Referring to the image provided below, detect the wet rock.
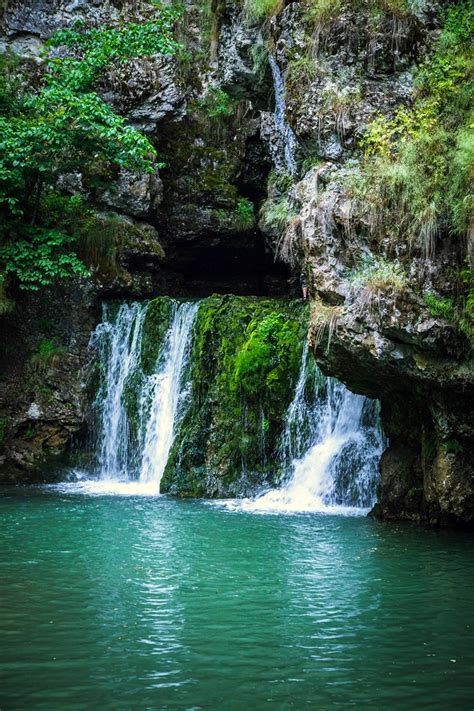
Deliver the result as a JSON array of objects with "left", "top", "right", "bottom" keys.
[{"left": 217, "top": 9, "right": 269, "bottom": 99}]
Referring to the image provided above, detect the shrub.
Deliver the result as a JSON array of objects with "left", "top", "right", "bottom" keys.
[
  {"left": 261, "top": 195, "right": 296, "bottom": 232},
  {"left": 347, "top": 256, "right": 407, "bottom": 292},
  {"left": 358, "top": 1, "right": 473, "bottom": 253},
  {"left": 200, "top": 87, "right": 235, "bottom": 118},
  {"left": 304, "top": 0, "right": 342, "bottom": 24},
  {"left": 423, "top": 292, "right": 456, "bottom": 321},
  {"left": 234, "top": 198, "right": 255, "bottom": 231},
  {"left": 30, "top": 339, "right": 66, "bottom": 372},
  {"left": 243, "top": 0, "right": 283, "bottom": 21}
]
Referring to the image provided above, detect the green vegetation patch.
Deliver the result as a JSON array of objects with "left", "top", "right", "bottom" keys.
[
  {"left": 424, "top": 292, "right": 456, "bottom": 321},
  {"left": 359, "top": 1, "right": 473, "bottom": 250},
  {"left": 243, "top": 0, "right": 283, "bottom": 21},
  {"left": 30, "top": 338, "right": 66, "bottom": 372},
  {"left": 0, "top": 6, "right": 181, "bottom": 294},
  {"left": 347, "top": 256, "right": 407, "bottom": 292},
  {"left": 162, "top": 296, "right": 308, "bottom": 497},
  {"left": 234, "top": 197, "right": 255, "bottom": 231},
  {"left": 140, "top": 297, "right": 174, "bottom": 375}
]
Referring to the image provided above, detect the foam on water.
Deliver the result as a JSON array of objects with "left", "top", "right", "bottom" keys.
[
  {"left": 214, "top": 498, "right": 370, "bottom": 517},
  {"left": 50, "top": 476, "right": 163, "bottom": 497}
]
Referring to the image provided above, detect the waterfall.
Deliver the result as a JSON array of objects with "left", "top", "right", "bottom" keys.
[
  {"left": 79, "top": 302, "right": 382, "bottom": 511},
  {"left": 139, "top": 302, "right": 199, "bottom": 489},
  {"left": 86, "top": 300, "right": 198, "bottom": 495},
  {"left": 278, "top": 343, "right": 321, "bottom": 467},
  {"left": 92, "top": 301, "right": 148, "bottom": 481},
  {"left": 237, "top": 344, "right": 385, "bottom": 515},
  {"left": 269, "top": 54, "right": 298, "bottom": 175}
]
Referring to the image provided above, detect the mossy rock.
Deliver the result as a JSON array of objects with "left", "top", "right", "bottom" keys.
[
  {"left": 161, "top": 295, "right": 309, "bottom": 497},
  {"left": 140, "top": 297, "right": 174, "bottom": 375}
]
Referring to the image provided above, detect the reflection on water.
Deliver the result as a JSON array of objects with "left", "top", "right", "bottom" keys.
[{"left": 1, "top": 487, "right": 473, "bottom": 709}]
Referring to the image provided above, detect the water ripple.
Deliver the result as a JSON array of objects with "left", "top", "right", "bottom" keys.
[{"left": 1, "top": 488, "right": 473, "bottom": 710}]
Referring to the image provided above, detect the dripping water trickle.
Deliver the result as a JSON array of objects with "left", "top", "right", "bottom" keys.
[{"left": 269, "top": 53, "right": 298, "bottom": 175}]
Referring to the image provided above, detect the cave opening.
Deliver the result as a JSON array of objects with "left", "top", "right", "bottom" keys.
[{"left": 150, "top": 229, "right": 297, "bottom": 299}]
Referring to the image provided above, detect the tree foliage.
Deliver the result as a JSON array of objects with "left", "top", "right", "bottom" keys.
[{"left": 0, "top": 7, "right": 181, "bottom": 291}]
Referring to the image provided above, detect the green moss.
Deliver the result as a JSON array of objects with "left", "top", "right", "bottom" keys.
[
  {"left": 76, "top": 213, "right": 164, "bottom": 278},
  {"left": 140, "top": 297, "right": 174, "bottom": 375},
  {"left": 424, "top": 292, "right": 456, "bottom": 321},
  {"left": 164, "top": 126, "right": 240, "bottom": 207},
  {"left": 121, "top": 370, "right": 146, "bottom": 442},
  {"left": 161, "top": 296, "right": 309, "bottom": 496},
  {"left": 233, "top": 312, "right": 301, "bottom": 402},
  {"left": 200, "top": 165, "right": 238, "bottom": 204}
]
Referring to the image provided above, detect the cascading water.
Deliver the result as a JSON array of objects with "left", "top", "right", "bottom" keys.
[
  {"left": 92, "top": 301, "right": 148, "bottom": 481},
  {"left": 139, "top": 302, "right": 199, "bottom": 489},
  {"left": 85, "top": 300, "right": 198, "bottom": 495},
  {"left": 73, "top": 300, "right": 382, "bottom": 512},
  {"left": 269, "top": 53, "right": 298, "bottom": 175},
  {"left": 236, "top": 344, "right": 385, "bottom": 515}
]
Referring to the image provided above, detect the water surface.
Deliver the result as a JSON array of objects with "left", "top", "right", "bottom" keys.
[{"left": 1, "top": 487, "right": 473, "bottom": 709}]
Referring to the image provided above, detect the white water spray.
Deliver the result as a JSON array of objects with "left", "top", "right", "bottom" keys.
[
  {"left": 138, "top": 301, "right": 198, "bottom": 492},
  {"left": 91, "top": 302, "right": 148, "bottom": 481}
]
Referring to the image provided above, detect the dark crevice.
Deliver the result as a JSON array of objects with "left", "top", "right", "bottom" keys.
[{"left": 154, "top": 231, "right": 296, "bottom": 298}]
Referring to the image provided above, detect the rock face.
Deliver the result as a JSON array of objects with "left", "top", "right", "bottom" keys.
[
  {"left": 0, "top": 285, "right": 97, "bottom": 481},
  {"left": 0, "top": 0, "right": 294, "bottom": 475},
  {"left": 263, "top": 0, "right": 474, "bottom": 526},
  {"left": 161, "top": 296, "right": 307, "bottom": 497},
  {"left": 0, "top": 0, "right": 472, "bottom": 527}
]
